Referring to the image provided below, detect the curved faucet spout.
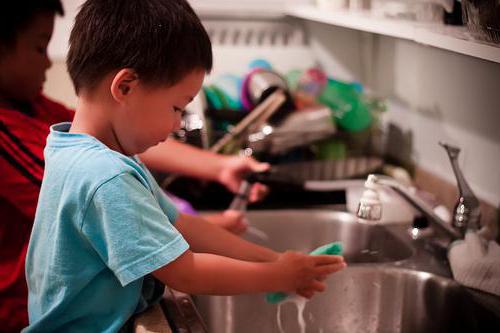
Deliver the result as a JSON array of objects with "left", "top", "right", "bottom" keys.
[{"left": 439, "top": 142, "right": 481, "bottom": 234}]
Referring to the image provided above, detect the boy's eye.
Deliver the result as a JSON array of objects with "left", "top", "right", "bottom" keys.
[{"left": 173, "top": 107, "right": 184, "bottom": 114}]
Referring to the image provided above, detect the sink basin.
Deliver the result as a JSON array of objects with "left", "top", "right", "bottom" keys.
[
  {"left": 241, "top": 209, "right": 413, "bottom": 263},
  {"left": 195, "top": 266, "right": 500, "bottom": 333}
]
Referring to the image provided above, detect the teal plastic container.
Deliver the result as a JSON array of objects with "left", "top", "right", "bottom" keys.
[{"left": 266, "top": 242, "right": 343, "bottom": 304}]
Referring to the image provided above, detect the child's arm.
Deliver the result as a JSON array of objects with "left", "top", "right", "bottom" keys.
[
  {"left": 139, "top": 139, "right": 268, "bottom": 201},
  {"left": 140, "top": 140, "right": 265, "bottom": 184},
  {"left": 167, "top": 213, "right": 346, "bottom": 297},
  {"left": 152, "top": 249, "right": 345, "bottom": 296},
  {"left": 175, "top": 213, "right": 278, "bottom": 262}
]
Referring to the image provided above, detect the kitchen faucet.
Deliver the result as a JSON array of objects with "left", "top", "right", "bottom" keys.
[
  {"left": 357, "top": 142, "right": 481, "bottom": 240},
  {"left": 439, "top": 142, "right": 481, "bottom": 235}
]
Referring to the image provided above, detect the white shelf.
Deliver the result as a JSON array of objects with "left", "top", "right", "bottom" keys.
[
  {"left": 194, "top": 5, "right": 286, "bottom": 19},
  {"left": 190, "top": 1, "right": 292, "bottom": 19},
  {"left": 286, "top": 6, "right": 500, "bottom": 64}
]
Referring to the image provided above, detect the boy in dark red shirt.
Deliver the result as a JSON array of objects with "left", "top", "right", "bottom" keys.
[
  {"left": 0, "top": 95, "right": 73, "bottom": 332},
  {"left": 0, "top": 2, "right": 69, "bottom": 330}
]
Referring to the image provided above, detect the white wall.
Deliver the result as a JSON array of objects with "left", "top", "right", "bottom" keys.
[
  {"left": 306, "top": 21, "right": 500, "bottom": 206},
  {"left": 48, "top": 0, "right": 83, "bottom": 61},
  {"left": 44, "top": 0, "right": 83, "bottom": 107}
]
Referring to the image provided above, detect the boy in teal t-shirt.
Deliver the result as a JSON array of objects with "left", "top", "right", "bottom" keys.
[
  {"left": 26, "top": 123, "right": 188, "bottom": 332},
  {"left": 25, "top": 0, "right": 346, "bottom": 331}
]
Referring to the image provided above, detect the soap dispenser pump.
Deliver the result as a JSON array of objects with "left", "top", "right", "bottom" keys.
[{"left": 357, "top": 174, "right": 382, "bottom": 221}]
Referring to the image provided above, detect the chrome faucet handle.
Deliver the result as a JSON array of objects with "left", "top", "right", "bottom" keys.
[{"left": 439, "top": 142, "right": 481, "bottom": 235}]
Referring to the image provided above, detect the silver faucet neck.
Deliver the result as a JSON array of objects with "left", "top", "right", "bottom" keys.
[{"left": 439, "top": 142, "right": 481, "bottom": 234}]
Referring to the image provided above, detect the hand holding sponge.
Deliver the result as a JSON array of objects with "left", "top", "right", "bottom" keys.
[{"left": 266, "top": 242, "right": 343, "bottom": 304}]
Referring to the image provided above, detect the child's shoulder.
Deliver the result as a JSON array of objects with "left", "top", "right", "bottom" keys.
[
  {"left": 46, "top": 132, "right": 148, "bottom": 194},
  {"left": 69, "top": 144, "right": 146, "bottom": 189}
]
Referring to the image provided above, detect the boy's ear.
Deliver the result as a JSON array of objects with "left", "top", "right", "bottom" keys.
[{"left": 110, "top": 69, "right": 139, "bottom": 102}]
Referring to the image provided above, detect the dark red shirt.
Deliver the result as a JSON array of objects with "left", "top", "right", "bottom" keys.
[{"left": 0, "top": 95, "right": 73, "bottom": 332}]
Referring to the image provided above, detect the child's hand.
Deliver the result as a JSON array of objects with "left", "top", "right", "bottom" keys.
[
  {"left": 201, "top": 210, "right": 248, "bottom": 234},
  {"left": 218, "top": 155, "right": 270, "bottom": 202},
  {"left": 276, "top": 251, "right": 346, "bottom": 298}
]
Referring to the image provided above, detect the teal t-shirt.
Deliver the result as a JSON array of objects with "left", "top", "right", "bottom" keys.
[{"left": 24, "top": 122, "right": 189, "bottom": 332}]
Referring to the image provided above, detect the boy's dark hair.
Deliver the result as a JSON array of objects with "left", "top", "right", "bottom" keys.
[
  {"left": 67, "top": 0, "right": 213, "bottom": 94},
  {"left": 0, "top": 0, "right": 64, "bottom": 54}
]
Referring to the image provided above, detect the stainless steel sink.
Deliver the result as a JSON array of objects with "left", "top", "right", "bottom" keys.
[
  {"left": 241, "top": 209, "right": 414, "bottom": 263},
  {"left": 195, "top": 266, "right": 500, "bottom": 333},
  {"left": 188, "top": 209, "right": 500, "bottom": 333}
]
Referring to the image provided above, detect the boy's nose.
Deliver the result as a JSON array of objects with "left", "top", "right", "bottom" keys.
[
  {"left": 44, "top": 54, "right": 52, "bottom": 70},
  {"left": 171, "top": 115, "right": 182, "bottom": 133},
  {"left": 173, "top": 120, "right": 182, "bottom": 133}
]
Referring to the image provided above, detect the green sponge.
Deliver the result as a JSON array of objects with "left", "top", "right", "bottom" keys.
[
  {"left": 266, "top": 242, "right": 343, "bottom": 304},
  {"left": 309, "top": 241, "right": 343, "bottom": 256}
]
